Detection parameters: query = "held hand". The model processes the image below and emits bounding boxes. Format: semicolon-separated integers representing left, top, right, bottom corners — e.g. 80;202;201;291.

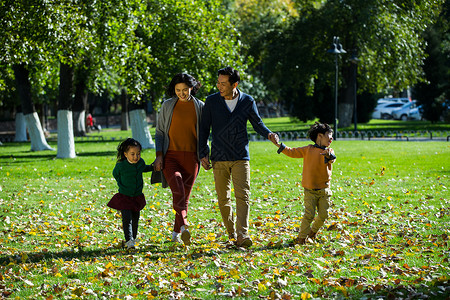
153;156;163;171
201;156;212;170
268;132;280;147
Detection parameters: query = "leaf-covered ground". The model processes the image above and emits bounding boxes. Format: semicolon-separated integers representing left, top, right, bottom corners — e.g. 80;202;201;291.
0;140;449;299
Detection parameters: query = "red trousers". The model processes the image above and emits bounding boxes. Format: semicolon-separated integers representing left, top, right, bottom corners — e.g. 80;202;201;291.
163;150;199;232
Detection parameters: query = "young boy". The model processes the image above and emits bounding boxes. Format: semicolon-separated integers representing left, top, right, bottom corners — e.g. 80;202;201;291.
273;122;336;244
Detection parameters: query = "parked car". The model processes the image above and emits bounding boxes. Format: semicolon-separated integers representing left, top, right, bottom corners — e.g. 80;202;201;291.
409;105;423;121
372;102;405;119
377;97;411;105
392;101;418;121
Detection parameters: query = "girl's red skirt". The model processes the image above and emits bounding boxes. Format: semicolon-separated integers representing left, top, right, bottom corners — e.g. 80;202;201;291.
107;193;146;211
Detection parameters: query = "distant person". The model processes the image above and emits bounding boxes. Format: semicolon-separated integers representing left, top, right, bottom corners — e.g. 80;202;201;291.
199;66;279;248
86;113;101;132
108;138;153;249
153;73;204;246
86;113;93;132
272;122;336;244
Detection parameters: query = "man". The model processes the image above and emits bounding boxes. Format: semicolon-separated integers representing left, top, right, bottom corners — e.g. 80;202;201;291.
199;66;279;247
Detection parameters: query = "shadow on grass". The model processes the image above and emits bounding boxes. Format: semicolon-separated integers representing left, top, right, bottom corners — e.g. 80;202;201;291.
76;151;116;157
0;150;117;162
1;240;449;299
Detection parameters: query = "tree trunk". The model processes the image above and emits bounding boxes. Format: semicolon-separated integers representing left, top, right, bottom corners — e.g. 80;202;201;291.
338;103;353;128
121;89;129;131
338;65;355;128
129;108;154;149
73;110;86;136
13;63;54;151
72;62;89;136
57;62;76;158
14;111;27;142
56;110;76;158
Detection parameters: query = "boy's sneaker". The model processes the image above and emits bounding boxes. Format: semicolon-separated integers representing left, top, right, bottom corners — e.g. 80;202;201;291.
180;226;191;246
125;239;135;249
237;235;252;248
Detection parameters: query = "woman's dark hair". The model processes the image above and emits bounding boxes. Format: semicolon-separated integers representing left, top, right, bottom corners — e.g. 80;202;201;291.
117;138;142;161
307;122;333;143
167;73;201;97
218;66;240;85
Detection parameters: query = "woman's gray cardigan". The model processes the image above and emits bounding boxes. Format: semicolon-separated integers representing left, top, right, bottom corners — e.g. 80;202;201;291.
154;96;206;188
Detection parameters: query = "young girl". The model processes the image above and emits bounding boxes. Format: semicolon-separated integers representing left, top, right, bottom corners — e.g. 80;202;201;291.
108;138;153;249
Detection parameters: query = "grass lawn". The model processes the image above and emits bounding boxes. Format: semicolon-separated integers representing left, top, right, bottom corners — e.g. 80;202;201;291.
0;137;449;299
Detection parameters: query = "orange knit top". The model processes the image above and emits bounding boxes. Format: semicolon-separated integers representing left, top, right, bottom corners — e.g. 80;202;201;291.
281;144;335;189
168;100;197;152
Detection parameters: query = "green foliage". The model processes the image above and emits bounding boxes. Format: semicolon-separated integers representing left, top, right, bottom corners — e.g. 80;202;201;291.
0;140;449;298
414;1;450;122
129;0;247;102
233;0;446;122
0;0;248;111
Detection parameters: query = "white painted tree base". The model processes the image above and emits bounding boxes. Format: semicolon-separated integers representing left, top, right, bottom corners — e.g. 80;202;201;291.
14;112;27;142
56;110;76;158
73;110;86;135
24;112;54;151
129;109;155;149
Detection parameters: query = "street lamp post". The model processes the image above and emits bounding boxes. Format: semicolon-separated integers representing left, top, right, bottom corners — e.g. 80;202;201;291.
327;36;345;140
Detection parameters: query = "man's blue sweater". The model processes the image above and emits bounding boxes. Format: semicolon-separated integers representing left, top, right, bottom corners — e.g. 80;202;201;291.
199;90;271;161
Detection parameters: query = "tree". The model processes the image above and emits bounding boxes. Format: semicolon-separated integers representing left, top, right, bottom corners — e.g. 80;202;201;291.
414;0;450;122
237;0;444;126
102;0;247;147
232;0;298;104
1;1;55;151
2;0;248;153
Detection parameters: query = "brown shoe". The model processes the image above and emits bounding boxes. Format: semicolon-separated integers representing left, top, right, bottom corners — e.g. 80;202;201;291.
308;231;317;240
237;235;252;248
294;237;306;245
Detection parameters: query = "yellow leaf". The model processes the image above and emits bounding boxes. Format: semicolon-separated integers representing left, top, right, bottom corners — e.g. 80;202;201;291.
230;269;239;276
179;271;187;279
336;286;348;297
301;292;312;299
105;262;114;269
258;282;267;292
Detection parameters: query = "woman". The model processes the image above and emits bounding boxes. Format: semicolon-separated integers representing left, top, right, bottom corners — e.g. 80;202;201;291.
153;73;205;246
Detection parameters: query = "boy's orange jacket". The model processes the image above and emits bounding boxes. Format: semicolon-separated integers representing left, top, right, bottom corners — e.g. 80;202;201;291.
281;144;335;190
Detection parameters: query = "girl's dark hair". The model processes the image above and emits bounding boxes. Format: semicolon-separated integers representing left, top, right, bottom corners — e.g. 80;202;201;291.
218;66;240;85
167;73;201;97
307;122;333;143
117;138;142;161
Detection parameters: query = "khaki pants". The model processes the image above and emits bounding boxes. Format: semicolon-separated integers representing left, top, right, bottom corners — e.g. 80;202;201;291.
212;160;250;238
299;188;332;239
